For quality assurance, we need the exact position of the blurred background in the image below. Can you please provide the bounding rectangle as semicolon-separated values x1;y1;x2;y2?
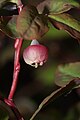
0;25;80;120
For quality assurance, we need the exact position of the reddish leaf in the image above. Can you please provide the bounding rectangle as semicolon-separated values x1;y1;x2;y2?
16;5;49;40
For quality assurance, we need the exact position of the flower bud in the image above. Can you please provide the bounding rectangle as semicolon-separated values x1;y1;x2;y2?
23;39;48;68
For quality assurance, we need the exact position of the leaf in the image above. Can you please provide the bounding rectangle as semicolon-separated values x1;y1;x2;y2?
37;0;80;14
0;0;20;38
0;16;20;39
55;62;80;87
48;12;80;40
0;0;19;8
49;13;80;32
0;2;18;16
0;5;49;40
55;71;74;87
59;62;80;78
49;18;80;41
21;0;40;7
16;5;49;40
0;0;20;16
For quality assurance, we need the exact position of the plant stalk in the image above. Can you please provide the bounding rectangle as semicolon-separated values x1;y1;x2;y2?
8;38;23;100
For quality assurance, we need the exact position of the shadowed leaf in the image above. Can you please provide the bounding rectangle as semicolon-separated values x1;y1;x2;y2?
0;0;19;8
55;71;74;87
48;12;80;41
49;13;80;32
0;16;20;39
0;0;21;38
0;0;22;16
59;62;80;78
55;62;80;87
21;0;43;7
49;18;80;41
0;2;18;16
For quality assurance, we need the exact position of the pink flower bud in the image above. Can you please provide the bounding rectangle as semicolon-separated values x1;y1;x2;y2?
23;40;48;68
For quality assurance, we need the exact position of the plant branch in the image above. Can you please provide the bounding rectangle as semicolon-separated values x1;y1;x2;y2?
0;95;24;120
8;38;23;100
30;79;80;120
4;98;24;120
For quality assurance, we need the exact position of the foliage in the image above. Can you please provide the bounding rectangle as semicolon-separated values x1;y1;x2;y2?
0;0;80;120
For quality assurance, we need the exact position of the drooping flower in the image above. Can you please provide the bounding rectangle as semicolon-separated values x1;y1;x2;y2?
23;39;48;68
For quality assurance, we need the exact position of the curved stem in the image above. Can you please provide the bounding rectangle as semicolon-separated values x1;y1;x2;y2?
30;79;80;120
8;38;23;100
4;98;24;120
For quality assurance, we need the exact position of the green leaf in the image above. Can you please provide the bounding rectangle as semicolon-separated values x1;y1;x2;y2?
48;13;80;33
55;62;80;87
0;0;19;8
49;18;80;41
55;71;74;87
37;0;80;14
59;62;80;78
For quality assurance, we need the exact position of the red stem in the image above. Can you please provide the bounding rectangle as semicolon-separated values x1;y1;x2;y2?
8;38;23;100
